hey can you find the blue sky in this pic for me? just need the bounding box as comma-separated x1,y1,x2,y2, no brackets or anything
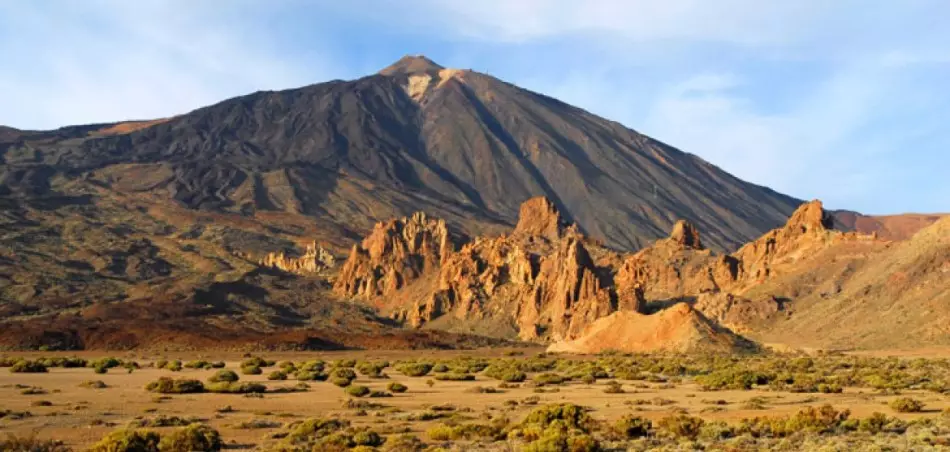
1,1,947,215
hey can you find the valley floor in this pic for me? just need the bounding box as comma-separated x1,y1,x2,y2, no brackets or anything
2,350,950,451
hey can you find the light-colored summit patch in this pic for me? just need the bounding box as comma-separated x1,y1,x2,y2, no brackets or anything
437,68,464,87
406,74,432,102
402,68,466,103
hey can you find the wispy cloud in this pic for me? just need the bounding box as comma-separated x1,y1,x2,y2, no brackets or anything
0,1,329,129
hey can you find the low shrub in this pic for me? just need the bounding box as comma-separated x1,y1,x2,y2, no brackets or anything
346,385,371,397
206,382,266,394
241,366,262,376
131,415,201,427
0,434,70,452
208,370,239,383
396,363,433,377
603,381,624,394
434,373,475,381
267,371,287,381
890,397,924,413
657,414,705,440
387,382,408,393
145,377,205,394
533,373,567,386
88,428,161,452
613,415,652,439
158,423,222,451
10,360,48,373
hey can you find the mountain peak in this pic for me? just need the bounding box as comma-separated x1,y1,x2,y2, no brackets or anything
379,55,445,76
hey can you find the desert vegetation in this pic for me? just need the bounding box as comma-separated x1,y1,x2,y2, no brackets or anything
1,351,949,450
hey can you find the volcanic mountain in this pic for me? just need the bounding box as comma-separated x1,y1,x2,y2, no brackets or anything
2,55,939,351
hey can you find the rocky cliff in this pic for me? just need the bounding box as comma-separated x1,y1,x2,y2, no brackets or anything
333,196,900,352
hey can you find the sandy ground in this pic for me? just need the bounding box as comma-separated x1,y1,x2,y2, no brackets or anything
1,352,949,450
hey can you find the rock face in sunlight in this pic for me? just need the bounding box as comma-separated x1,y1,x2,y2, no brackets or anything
260,242,336,274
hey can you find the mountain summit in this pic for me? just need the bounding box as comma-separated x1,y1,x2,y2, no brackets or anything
379,54,446,75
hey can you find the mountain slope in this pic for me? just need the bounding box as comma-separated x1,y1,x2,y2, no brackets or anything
1,55,801,255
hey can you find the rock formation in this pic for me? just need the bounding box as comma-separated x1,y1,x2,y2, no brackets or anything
334,197,885,352
333,212,457,299
513,196,569,241
260,242,335,274
547,303,756,354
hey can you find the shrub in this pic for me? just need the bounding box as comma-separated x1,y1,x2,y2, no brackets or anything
88,429,161,452
131,415,201,428
80,380,108,389
184,360,211,369
10,360,48,373
206,382,266,394
241,366,262,376
166,360,182,372
268,371,287,381
241,357,270,368
369,390,392,398
890,397,924,413
145,377,205,394
155,359,168,369
434,373,475,381
332,359,356,368
0,434,70,452
695,369,769,390
353,430,384,447
158,424,222,451
494,369,527,383
657,414,705,440
346,385,371,397
210,361,226,369
533,373,567,386
356,361,388,378
520,403,594,433
522,429,601,452
285,418,350,445
208,370,239,383
396,363,433,377
387,382,408,393
613,415,652,439
94,365,109,374
295,370,326,381
603,381,624,394
427,423,505,441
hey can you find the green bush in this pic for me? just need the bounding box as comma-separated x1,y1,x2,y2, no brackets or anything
10,360,48,373
80,380,108,389
532,373,567,386
603,381,624,394
0,433,70,452
613,415,652,439
890,397,924,413
210,361,226,369
241,366,262,375
158,424,222,451
387,382,408,393
396,362,433,377
208,370,239,383
434,372,475,381
657,414,705,440
520,403,594,433
206,382,266,394
353,430,384,447
88,428,161,452
165,360,182,372
267,371,287,381
145,377,205,394
184,360,211,370
284,418,350,445
345,385,371,397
